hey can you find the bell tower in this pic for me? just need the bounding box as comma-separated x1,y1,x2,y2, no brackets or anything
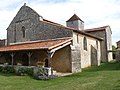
66,14,84,30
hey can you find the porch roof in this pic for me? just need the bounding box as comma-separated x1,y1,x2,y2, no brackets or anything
0,38,72,52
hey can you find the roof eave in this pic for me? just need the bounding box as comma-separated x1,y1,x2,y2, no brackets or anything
73,30,103,41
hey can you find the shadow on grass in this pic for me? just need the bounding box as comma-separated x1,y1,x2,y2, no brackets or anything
65,60,120,78
0,72,16,77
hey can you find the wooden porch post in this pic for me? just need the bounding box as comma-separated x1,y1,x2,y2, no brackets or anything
27,52,32,66
10,53,15,66
47,51,55,75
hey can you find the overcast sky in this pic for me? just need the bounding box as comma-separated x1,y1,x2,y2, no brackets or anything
0,0,120,46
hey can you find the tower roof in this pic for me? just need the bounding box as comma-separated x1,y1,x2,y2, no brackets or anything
66,14,84,22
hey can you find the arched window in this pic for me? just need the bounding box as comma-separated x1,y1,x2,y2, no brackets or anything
83,37,87,50
21,26,25,38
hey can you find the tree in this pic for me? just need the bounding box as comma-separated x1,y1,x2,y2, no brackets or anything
112,45,116,50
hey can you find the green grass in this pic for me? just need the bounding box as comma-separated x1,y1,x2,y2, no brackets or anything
0,60,120,90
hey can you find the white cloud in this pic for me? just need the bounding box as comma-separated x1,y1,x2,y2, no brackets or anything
0,0,120,45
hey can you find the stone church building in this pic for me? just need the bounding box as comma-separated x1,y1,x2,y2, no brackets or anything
0,4,112,73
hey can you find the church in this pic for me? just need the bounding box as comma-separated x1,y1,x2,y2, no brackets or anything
0,4,113,74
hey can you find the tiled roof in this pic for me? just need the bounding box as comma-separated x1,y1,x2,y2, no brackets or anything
73,30,103,41
43,19,64,27
42,19,103,41
117,40,120,44
83,25,110,32
66,14,84,22
0,38,72,52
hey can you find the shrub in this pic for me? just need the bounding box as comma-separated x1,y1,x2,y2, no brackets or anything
16,68,33,76
34,67,57,80
1,66,15,73
25,68,33,76
37,67,48,76
0,66,2,72
16,68,26,76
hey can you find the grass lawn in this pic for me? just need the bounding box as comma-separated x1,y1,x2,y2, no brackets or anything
0,60,120,90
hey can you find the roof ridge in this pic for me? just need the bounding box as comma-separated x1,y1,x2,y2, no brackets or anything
84,25,110,31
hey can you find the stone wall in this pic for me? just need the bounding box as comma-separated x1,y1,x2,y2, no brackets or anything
86,30,108,62
0,39,7,47
52,46,71,72
73,32,101,68
67,20,84,30
70,44,81,73
7,5,72,45
85,27,113,62
106,27,113,61
7,5,40,44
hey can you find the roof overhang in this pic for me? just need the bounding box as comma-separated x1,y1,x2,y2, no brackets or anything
73,30,103,41
83,25,112,34
0,38,72,52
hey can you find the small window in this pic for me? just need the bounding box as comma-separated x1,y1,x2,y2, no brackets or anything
21,26,25,38
83,37,87,50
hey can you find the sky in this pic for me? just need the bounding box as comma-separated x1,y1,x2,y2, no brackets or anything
0,0,120,46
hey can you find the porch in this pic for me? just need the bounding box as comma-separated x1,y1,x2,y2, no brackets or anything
0,38,72,75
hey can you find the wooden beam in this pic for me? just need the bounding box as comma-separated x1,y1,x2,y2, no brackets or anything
48,38,72,50
49,42,71,53
27,52,32,66
10,53,15,66
46,51,56,75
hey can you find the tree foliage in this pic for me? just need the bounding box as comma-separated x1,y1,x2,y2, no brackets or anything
112,45,116,50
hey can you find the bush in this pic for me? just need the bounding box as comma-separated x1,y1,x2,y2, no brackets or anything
37,67,48,76
16,68,26,76
1,66,15,73
16,68,33,76
34,67,57,80
25,68,33,76
0,66,2,72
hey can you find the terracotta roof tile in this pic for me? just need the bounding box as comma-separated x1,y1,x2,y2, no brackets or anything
0,38,72,52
